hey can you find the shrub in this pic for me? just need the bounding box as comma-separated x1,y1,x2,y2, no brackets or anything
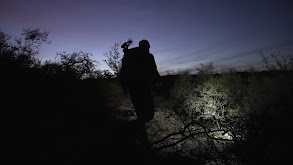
169,72,194,101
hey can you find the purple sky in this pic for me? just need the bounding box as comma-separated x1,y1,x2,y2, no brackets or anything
1,0,293,75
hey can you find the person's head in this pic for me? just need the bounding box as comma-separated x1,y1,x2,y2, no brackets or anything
139,39,150,52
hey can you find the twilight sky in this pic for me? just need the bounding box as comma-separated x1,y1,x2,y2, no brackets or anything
1,0,293,75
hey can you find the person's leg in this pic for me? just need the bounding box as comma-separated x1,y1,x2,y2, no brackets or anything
129,82,155,145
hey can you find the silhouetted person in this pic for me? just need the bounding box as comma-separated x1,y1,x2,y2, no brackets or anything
120,39,160,146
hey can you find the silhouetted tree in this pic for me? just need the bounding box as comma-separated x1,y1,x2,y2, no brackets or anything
103,42,122,77
259,50,293,71
13,28,51,67
0,29,11,55
0,28,51,80
55,51,99,80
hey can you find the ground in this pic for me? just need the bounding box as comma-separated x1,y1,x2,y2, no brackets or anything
1,102,205,165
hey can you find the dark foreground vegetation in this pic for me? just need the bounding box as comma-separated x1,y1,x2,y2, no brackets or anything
1,28,293,164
